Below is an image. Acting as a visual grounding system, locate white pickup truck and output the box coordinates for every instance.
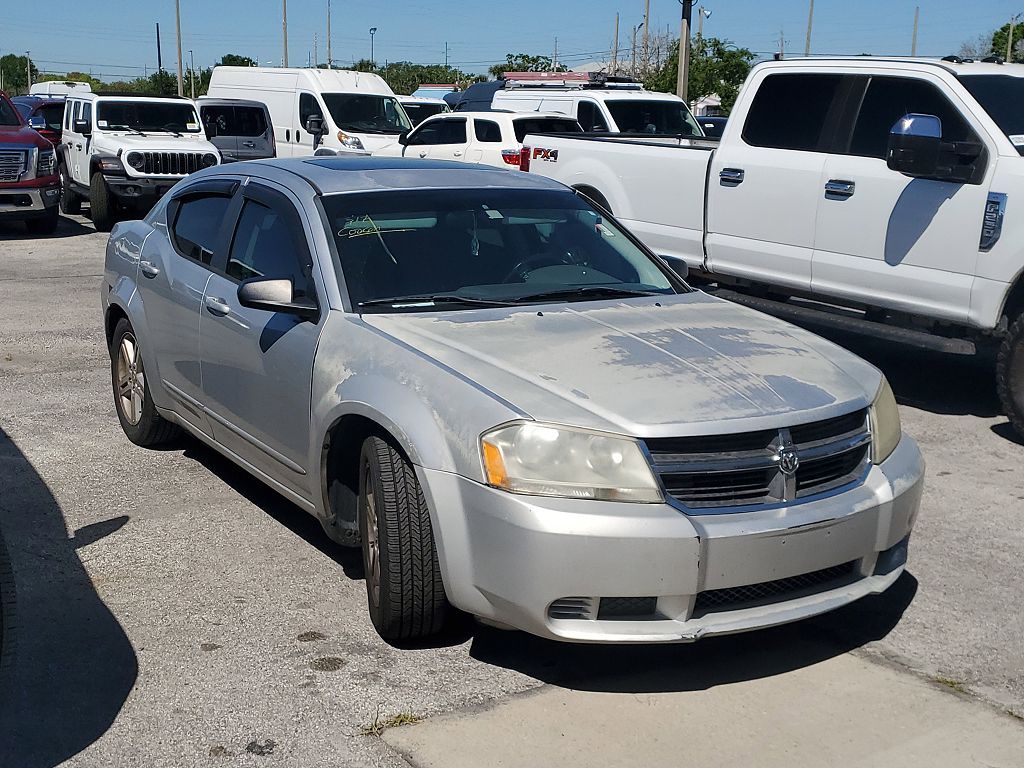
[522,57,1024,435]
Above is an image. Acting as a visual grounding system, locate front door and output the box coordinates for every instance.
[812,73,995,323]
[295,92,326,157]
[200,181,324,499]
[404,117,467,161]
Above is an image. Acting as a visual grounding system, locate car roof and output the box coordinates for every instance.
[215,156,568,195]
[429,110,576,121]
[757,56,1024,78]
[399,96,448,104]
[195,97,270,109]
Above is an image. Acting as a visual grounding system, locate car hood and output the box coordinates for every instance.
[361,292,882,437]
[0,123,50,149]
[92,132,218,153]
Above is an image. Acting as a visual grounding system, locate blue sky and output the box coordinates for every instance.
[2,0,1021,78]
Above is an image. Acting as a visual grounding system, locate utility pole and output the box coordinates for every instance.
[156,22,163,74]
[676,0,693,102]
[611,13,620,74]
[26,51,31,91]
[804,0,815,56]
[553,37,558,69]
[697,7,710,39]
[369,27,377,65]
[642,0,650,74]
[445,42,449,68]
[188,49,195,98]
[911,6,920,56]
[632,23,644,79]
[282,0,289,67]
[175,0,184,96]
[1008,14,1021,63]
[314,32,318,67]
[327,0,333,68]
[778,29,786,60]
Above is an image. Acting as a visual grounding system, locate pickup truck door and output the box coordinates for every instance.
[706,72,847,292]
[811,73,993,323]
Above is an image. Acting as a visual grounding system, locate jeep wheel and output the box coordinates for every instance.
[90,172,116,232]
[25,207,59,235]
[59,164,81,215]
[997,312,1024,439]
[110,318,179,447]
[358,435,451,643]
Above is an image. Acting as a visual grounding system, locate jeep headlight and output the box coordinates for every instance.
[869,377,901,464]
[336,130,365,150]
[125,152,145,171]
[202,152,219,167]
[480,422,663,503]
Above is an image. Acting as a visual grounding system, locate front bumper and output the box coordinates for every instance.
[418,434,924,643]
[104,174,180,202]
[0,184,59,220]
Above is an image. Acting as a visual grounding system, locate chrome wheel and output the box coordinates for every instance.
[116,333,144,426]
[362,463,381,606]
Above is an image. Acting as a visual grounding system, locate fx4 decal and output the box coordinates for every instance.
[532,147,559,162]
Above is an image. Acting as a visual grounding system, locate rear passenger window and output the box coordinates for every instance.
[577,101,608,132]
[847,76,977,159]
[171,195,232,264]
[227,200,314,300]
[81,102,92,128]
[474,120,501,142]
[743,73,843,152]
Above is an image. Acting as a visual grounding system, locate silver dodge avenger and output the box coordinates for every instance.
[102,157,924,644]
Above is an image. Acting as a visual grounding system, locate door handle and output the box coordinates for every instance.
[719,168,744,185]
[453,151,463,157]
[204,296,231,317]
[75,143,82,151]
[139,260,160,278]
[825,179,856,198]
[418,151,428,158]
[242,141,256,148]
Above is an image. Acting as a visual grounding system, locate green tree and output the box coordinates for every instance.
[488,53,567,79]
[990,21,1024,62]
[217,53,257,68]
[1,54,40,96]
[644,37,755,114]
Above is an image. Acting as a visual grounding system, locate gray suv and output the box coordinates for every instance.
[102,157,924,644]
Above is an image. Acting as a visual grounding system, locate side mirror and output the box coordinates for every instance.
[887,113,942,178]
[304,114,325,149]
[659,254,689,282]
[237,277,318,321]
[397,131,410,146]
[27,115,46,130]
[73,118,92,137]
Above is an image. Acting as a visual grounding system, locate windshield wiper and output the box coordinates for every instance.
[106,124,146,136]
[511,286,664,304]
[141,126,183,137]
[358,294,514,309]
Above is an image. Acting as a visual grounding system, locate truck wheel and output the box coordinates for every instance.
[59,164,81,215]
[25,207,59,235]
[997,312,1024,438]
[358,435,451,642]
[90,173,116,232]
[110,317,179,447]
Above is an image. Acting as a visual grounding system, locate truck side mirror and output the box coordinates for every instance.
[27,115,46,131]
[304,114,325,149]
[73,118,92,137]
[397,131,410,146]
[887,114,942,178]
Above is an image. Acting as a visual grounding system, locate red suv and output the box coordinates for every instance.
[0,91,60,234]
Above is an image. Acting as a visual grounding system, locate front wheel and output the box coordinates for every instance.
[90,172,116,232]
[110,318,179,447]
[997,312,1024,439]
[358,435,451,642]
[59,164,81,215]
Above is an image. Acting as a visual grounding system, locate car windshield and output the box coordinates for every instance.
[402,102,448,125]
[322,93,412,134]
[959,74,1024,156]
[606,99,703,136]
[0,98,20,126]
[39,103,65,131]
[96,101,202,133]
[512,117,582,142]
[323,188,680,312]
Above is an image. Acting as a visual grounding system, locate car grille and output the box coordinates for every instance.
[0,150,27,182]
[693,561,859,616]
[132,151,206,175]
[645,409,871,510]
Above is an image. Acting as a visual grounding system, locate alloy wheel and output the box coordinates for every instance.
[362,463,381,606]
[116,333,145,426]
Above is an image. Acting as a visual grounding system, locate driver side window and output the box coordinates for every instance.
[299,93,323,129]
[227,199,314,300]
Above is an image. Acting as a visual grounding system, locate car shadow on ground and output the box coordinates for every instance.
[0,215,94,241]
[0,427,137,768]
[469,573,918,694]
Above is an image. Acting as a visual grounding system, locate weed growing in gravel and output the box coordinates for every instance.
[361,706,423,736]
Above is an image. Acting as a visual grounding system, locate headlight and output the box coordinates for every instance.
[869,377,901,464]
[36,148,56,176]
[125,152,145,171]
[337,130,365,150]
[480,422,663,503]
[202,153,219,167]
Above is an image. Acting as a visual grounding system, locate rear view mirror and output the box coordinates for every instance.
[237,277,318,321]
[27,115,45,130]
[887,114,942,178]
[73,119,92,137]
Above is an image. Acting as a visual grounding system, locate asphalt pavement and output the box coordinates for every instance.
[0,214,1021,767]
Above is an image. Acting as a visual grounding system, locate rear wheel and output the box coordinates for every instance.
[90,172,116,232]
[110,318,179,447]
[997,312,1024,439]
[59,163,81,215]
[358,435,451,642]
[25,207,59,235]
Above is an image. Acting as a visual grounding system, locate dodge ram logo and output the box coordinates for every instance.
[777,445,800,476]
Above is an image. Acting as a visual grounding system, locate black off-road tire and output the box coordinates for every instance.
[110,318,179,447]
[358,435,451,642]
[25,207,59,235]
[90,172,116,232]
[997,312,1024,438]
[59,163,81,215]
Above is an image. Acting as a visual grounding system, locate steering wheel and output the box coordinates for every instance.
[502,253,574,284]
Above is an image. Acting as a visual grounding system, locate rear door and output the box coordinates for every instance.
[232,105,274,161]
[812,72,994,322]
[199,103,239,161]
[470,117,505,165]
[707,71,847,291]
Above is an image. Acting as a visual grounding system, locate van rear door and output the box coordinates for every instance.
[198,103,240,161]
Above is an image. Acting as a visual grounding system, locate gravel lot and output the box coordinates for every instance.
[0,214,1021,767]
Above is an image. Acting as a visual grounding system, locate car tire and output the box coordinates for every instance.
[59,164,81,215]
[997,312,1024,439]
[25,207,59,235]
[358,435,451,642]
[110,317,179,447]
[90,172,116,232]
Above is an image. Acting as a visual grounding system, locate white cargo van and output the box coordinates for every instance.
[206,67,412,157]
